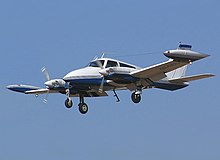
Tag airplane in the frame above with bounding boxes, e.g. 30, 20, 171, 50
7, 44, 215, 114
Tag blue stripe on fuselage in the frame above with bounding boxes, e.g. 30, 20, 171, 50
106, 73, 138, 83
68, 78, 108, 86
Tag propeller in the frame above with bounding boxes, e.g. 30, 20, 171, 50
41, 67, 50, 103
40, 66, 73, 104
41, 67, 66, 103
96, 60, 104, 69
41, 66, 50, 81
95, 60, 106, 93
96, 60, 114, 93
43, 91, 49, 103
98, 77, 105, 93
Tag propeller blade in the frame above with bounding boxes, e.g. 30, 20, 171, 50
41, 67, 50, 81
43, 90, 49, 103
98, 76, 105, 93
96, 60, 104, 69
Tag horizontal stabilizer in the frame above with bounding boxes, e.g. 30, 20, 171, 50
169, 73, 215, 83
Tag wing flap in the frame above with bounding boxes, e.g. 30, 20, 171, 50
131, 59, 189, 81
169, 73, 215, 83
86, 91, 108, 97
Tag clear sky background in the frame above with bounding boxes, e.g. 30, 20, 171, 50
0, 0, 219, 159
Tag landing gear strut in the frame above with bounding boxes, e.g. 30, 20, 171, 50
78, 95, 88, 114
65, 88, 73, 108
131, 92, 141, 103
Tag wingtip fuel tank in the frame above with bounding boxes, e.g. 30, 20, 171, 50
163, 44, 210, 61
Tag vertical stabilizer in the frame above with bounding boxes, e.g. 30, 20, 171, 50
166, 65, 188, 79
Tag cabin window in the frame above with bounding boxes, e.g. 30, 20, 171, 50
88, 60, 104, 68
106, 60, 118, 68
119, 62, 136, 69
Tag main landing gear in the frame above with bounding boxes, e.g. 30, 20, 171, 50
78, 95, 88, 114
131, 91, 142, 103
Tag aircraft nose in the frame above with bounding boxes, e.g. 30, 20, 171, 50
63, 75, 69, 81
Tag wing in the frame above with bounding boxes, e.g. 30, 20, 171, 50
6, 84, 60, 95
7, 84, 108, 97
130, 59, 189, 81
168, 73, 215, 83
7, 84, 41, 93
26, 88, 108, 97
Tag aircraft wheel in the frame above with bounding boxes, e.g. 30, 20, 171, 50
65, 98, 73, 108
78, 103, 88, 114
131, 92, 141, 103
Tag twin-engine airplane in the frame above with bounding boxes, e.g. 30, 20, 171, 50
7, 44, 214, 114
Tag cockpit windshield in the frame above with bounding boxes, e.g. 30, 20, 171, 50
88, 60, 104, 68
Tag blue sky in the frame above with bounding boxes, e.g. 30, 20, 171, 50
0, 0, 219, 159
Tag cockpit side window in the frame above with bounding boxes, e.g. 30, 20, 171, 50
106, 60, 118, 68
88, 60, 104, 68
119, 62, 136, 69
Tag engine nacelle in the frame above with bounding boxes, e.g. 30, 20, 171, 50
99, 67, 137, 84
99, 67, 134, 76
44, 79, 66, 88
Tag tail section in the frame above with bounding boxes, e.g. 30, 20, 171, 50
166, 65, 214, 84
165, 60, 215, 83
151, 43, 214, 91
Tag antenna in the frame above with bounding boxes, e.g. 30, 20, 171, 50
93, 56, 98, 60
100, 52, 105, 58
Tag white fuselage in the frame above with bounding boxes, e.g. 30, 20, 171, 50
62, 58, 139, 92
63, 67, 101, 81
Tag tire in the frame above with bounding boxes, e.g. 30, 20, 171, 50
131, 92, 141, 103
79, 103, 88, 114
65, 98, 73, 108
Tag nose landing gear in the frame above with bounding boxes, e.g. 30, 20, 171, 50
131, 91, 141, 103
65, 88, 73, 108
65, 97, 73, 108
